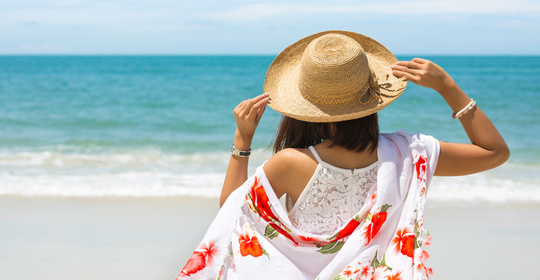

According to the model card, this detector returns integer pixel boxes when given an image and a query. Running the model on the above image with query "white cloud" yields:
[4,0,537,32]
[2,9,162,27]
[0,0,538,54]
[197,0,540,24]
[45,0,93,6]
[0,0,191,28]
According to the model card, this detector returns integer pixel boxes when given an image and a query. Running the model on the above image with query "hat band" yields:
[369,74,407,98]
[298,74,406,106]
[299,81,371,106]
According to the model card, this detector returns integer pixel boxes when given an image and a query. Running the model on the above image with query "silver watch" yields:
[231,145,251,157]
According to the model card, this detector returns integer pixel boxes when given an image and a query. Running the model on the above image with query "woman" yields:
[179,31,509,280]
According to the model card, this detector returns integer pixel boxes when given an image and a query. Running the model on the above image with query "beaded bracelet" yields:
[452,99,476,120]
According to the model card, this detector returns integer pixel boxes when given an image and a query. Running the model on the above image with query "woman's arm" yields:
[220,93,269,206]
[391,58,510,176]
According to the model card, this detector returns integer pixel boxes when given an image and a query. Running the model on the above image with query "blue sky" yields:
[1,0,539,55]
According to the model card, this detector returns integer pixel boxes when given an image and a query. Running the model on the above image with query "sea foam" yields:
[1,149,538,204]
[0,148,268,198]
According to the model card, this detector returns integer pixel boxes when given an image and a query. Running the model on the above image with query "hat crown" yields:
[264,30,406,123]
[299,33,370,105]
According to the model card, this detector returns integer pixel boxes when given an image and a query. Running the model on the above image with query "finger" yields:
[235,93,269,118]
[250,93,270,105]
[242,93,269,115]
[248,97,269,121]
[236,100,248,110]
[412,57,428,63]
[234,101,247,114]
[234,99,254,118]
[240,94,263,112]
[391,64,421,74]
[395,61,423,69]
[256,100,268,122]
[392,70,419,83]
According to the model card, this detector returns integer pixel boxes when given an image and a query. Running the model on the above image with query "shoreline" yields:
[1,196,539,279]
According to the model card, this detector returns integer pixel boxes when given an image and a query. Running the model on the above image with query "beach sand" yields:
[1,197,539,280]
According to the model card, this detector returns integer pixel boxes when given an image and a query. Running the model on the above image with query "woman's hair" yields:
[273,113,379,154]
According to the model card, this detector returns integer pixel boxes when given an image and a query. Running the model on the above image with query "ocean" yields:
[0,55,539,204]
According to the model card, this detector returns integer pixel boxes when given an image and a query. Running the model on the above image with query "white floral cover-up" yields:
[177,131,440,280]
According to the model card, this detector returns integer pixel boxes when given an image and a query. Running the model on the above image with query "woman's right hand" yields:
[221,93,269,206]
[232,93,269,150]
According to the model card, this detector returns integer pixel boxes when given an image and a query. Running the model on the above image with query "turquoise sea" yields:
[0,55,539,204]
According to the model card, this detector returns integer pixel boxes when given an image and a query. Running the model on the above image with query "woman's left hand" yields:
[391,58,454,93]
[392,58,510,176]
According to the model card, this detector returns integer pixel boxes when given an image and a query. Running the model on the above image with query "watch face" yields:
[231,145,251,157]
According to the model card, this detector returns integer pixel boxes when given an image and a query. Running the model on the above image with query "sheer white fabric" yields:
[178,132,440,280]
[287,146,378,235]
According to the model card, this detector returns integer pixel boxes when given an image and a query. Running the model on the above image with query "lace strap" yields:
[308,146,324,163]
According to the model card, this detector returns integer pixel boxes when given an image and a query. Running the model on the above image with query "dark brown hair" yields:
[273,113,379,154]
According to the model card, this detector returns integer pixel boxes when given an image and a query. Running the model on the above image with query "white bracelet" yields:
[452,99,476,120]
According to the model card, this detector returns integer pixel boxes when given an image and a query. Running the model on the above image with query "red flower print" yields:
[198,241,218,265]
[424,234,432,246]
[415,263,422,275]
[178,251,206,277]
[414,261,433,279]
[269,223,298,245]
[424,265,433,277]
[178,241,218,278]
[239,228,263,257]
[363,204,391,245]
[370,191,377,204]
[249,178,280,223]
[392,227,415,258]
[386,271,402,280]
[247,178,300,245]
[331,218,360,242]
[343,267,353,276]
[416,155,427,181]
[177,241,218,279]
[360,265,372,278]
[371,265,389,280]
[298,235,319,242]
[420,249,430,260]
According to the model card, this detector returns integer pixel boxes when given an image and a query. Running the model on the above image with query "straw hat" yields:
[264,30,407,123]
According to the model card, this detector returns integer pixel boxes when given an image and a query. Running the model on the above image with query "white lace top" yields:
[286,146,378,235]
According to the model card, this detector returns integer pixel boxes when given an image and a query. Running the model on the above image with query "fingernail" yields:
[264,92,270,96]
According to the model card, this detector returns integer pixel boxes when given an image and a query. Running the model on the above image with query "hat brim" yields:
[264,30,407,123]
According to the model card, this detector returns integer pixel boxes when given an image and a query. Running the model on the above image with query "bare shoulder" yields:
[266,148,311,165]
[264,148,317,198]
[264,148,313,177]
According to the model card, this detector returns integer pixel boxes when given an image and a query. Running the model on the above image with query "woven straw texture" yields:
[264,30,407,123]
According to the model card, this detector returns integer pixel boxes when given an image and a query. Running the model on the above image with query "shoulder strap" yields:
[308,146,324,163]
